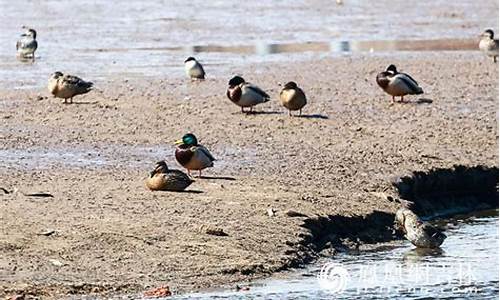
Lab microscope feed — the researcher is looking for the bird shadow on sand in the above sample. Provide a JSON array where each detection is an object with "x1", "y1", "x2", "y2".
[
  {"x1": 297, "y1": 114, "x2": 329, "y2": 119},
  {"x1": 232, "y1": 110, "x2": 282, "y2": 116},
  {"x1": 156, "y1": 189, "x2": 204, "y2": 194},
  {"x1": 68, "y1": 101, "x2": 99, "y2": 105},
  {"x1": 197, "y1": 175, "x2": 236, "y2": 181}
]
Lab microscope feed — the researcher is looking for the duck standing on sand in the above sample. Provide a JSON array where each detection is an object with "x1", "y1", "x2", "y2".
[
  {"x1": 184, "y1": 57, "x2": 205, "y2": 80},
  {"x1": 479, "y1": 29, "x2": 499, "y2": 63},
  {"x1": 394, "y1": 207, "x2": 446, "y2": 249},
  {"x1": 280, "y1": 81, "x2": 307, "y2": 116},
  {"x1": 145, "y1": 161, "x2": 194, "y2": 191},
  {"x1": 174, "y1": 133, "x2": 215, "y2": 177},
  {"x1": 226, "y1": 76, "x2": 270, "y2": 113},
  {"x1": 16, "y1": 27, "x2": 38, "y2": 61},
  {"x1": 376, "y1": 65, "x2": 423, "y2": 103},
  {"x1": 48, "y1": 72, "x2": 93, "y2": 104}
]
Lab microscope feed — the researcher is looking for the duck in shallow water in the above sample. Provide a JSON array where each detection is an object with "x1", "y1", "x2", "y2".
[
  {"x1": 226, "y1": 76, "x2": 270, "y2": 113},
  {"x1": 184, "y1": 57, "x2": 205, "y2": 80},
  {"x1": 479, "y1": 29, "x2": 499, "y2": 63},
  {"x1": 48, "y1": 72, "x2": 93, "y2": 104},
  {"x1": 145, "y1": 161, "x2": 194, "y2": 191},
  {"x1": 394, "y1": 207, "x2": 446, "y2": 249},
  {"x1": 376, "y1": 64, "x2": 423, "y2": 103},
  {"x1": 16, "y1": 27, "x2": 38, "y2": 62},
  {"x1": 280, "y1": 81, "x2": 307, "y2": 116},
  {"x1": 174, "y1": 133, "x2": 215, "y2": 177}
]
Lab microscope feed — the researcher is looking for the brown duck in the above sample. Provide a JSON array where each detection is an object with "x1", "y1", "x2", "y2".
[
  {"x1": 48, "y1": 71, "x2": 93, "y2": 104},
  {"x1": 394, "y1": 207, "x2": 446, "y2": 249},
  {"x1": 376, "y1": 65, "x2": 423, "y2": 103},
  {"x1": 280, "y1": 81, "x2": 307, "y2": 116},
  {"x1": 145, "y1": 161, "x2": 194, "y2": 191},
  {"x1": 174, "y1": 133, "x2": 215, "y2": 177}
]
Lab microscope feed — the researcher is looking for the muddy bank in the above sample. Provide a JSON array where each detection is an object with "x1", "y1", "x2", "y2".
[{"x1": 0, "y1": 52, "x2": 498, "y2": 299}]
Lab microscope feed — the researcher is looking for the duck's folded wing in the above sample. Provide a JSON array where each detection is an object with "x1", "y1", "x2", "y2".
[
  {"x1": 398, "y1": 73, "x2": 420, "y2": 87},
  {"x1": 246, "y1": 83, "x2": 270, "y2": 99},
  {"x1": 198, "y1": 145, "x2": 216, "y2": 161},
  {"x1": 422, "y1": 223, "x2": 445, "y2": 238},
  {"x1": 63, "y1": 75, "x2": 94, "y2": 90}
]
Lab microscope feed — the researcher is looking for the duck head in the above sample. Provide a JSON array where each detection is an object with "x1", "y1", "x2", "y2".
[
  {"x1": 22, "y1": 26, "x2": 37, "y2": 39},
  {"x1": 175, "y1": 133, "x2": 198, "y2": 147},
  {"x1": 50, "y1": 71, "x2": 64, "y2": 80},
  {"x1": 386, "y1": 64, "x2": 398, "y2": 74},
  {"x1": 481, "y1": 29, "x2": 495, "y2": 40},
  {"x1": 283, "y1": 81, "x2": 298, "y2": 90},
  {"x1": 150, "y1": 161, "x2": 169, "y2": 176},
  {"x1": 184, "y1": 56, "x2": 196, "y2": 63},
  {"x1": 228, "y1": 76, "x2": 245, "y2": 87}
]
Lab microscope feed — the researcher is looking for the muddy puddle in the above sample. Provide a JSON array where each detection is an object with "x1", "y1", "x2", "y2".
[{"x1": 175, "y1": 210, "x2": 499, "y2": 299}]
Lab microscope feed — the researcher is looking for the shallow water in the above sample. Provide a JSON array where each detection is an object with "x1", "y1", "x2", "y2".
[
  {"x1": 176, "y1": 211, "x2": 499, "y2": 299},
  {"x1": 0, "y1": 0, "x2": 498, "y2": 89}
]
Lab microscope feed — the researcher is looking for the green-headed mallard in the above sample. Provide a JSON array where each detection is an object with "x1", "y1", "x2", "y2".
[
  {"x1": 479, "y1": 29, "x2": 499, "y2": 63},
  {"x1": 175, "y1": 133, "x2": 215, "y2": 177},
  {"x1": 184, "y1": 57, "x2": 205, "y2": 80},
  {"x1": 48, "y1": 72, "x2": 93, "y2": 104},
  {"x1": 16, "y1": 27, "x2": 38, "y2": 62},
  {"x1": 226, "y1": 76, "x2": 270, "y2": 113},
  {"x1": 280, "y1": 81, "x2": 307, "y2": 116},
  {"x1": 145, "y1": 161, "x2": 194, "y2": 191},
  {"x1": 394, "y1": 207, "x2": 446, "y2": 249},
  {"x1": 376, "y1": 65, "x2": 423, "y2": 103}
]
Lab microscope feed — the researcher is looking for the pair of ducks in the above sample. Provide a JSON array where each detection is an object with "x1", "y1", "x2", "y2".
[
  {"x1": 146, "y1": 133, "x2": 215, "y2": 191},
  {"x1": 184, "y1": 57, "x2": 307, "y2": 116}
]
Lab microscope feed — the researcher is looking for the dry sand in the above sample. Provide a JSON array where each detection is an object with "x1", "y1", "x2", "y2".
[{"x1": 0, "y1": 51, "x2": 498, "y2": 298}]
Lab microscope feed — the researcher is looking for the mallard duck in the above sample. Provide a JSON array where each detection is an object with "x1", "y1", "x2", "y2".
[
  {"x1": 226, "y1": 76, "x2": 270, "y2": 113},
  {"x1": 16, "y1": 27, "x2": 38, "y2": 62},
  {"x1": 48, "y1": 72, "x2": 93, "y2": 104},
  {"x1": 145, "y1": 161, "x2": 194, "y2": 191},
  {"x1": 394, "y1": 208, "x2": 446, "y2": 249},
  {"x1": 376, "y1": 65, "x2": 423, "y2": 103},
  {"x1": 174, "y1": 133, "x2": 215, "y2": 177},
  {"x1": 280, "y1": 81, "x2": 307, "y2": 116},
  {"x1": 479, "y1": 29, "x2": 499, "y2": 63},
  {"x1": 184, "y1": 57, "x2": 205, "y2": 80}
]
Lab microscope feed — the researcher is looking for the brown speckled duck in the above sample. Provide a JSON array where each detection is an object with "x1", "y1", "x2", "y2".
[
  {"x1": 280, "y1": 81, "x2": 307, "y2": 116},
  {"x1": 145, "y1": 161, "x2": 194, "y2": 191},
  {"x1": 174, "y1": 133, "x2": 215, "y2": 177},
  {"x1": 226, "y1": 76, "x2": 270, "y2": 113},
  {"x1": 48, "y1": 72, "x2": 93, "y2": 104},
  {"x1": 394, "y1": 207, "x2": 446, "y2": 249},
  {"x1": 376, "y1": 65, "x2": 423, "y2": 103}
]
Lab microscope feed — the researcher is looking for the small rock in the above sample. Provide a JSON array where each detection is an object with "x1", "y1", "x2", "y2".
[
  {"x1": 200, "y1": 225, "x2": 228, "y2": 236},
  {"x1": 285, "y1": 210, "x2": 308, "y2": 218},
  {"x1": 37, "y1": 229, "x2": 56, "y2": 236},
  {"x1": 266, "y1": 208, "x2": 276, "y2": 217},
  {"x1": 143, "y1": 286, "x2": 172, "y2": 298},
  {"x1": 49, "y1": 259, "x2": 64, "y2": 267}
]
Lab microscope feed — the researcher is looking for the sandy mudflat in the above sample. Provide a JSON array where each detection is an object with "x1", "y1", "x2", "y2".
[{"x1": 0, "y1": 51, "x2": 498, "y2": 298}]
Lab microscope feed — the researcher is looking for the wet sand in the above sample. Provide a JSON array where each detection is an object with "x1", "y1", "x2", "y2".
[{"x1": 0, "y1": 51, "x2": 498, "y2": 298}]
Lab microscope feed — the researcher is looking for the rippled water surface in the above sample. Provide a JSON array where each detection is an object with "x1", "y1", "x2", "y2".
[
  {"x1": 0, "y1": 0, "x2": 498, "y2": 89},
  {"x1": 175, "y1": 211, "x2": 498, "y2": 299}
]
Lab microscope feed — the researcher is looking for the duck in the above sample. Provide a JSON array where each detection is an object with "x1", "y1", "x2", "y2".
[
  {"x1": 394, "y1": 207, "x2": 446, "y2": 249},
  {"x1": 48, "y1": 72, "x2": 93, "y2": 104},
  {"x1": 174, "y1": 133, "x2": 215, "y2": 177},
  {"x1": 280, "y1": 81, "x2": 307, "y2": 116},
  {"x1": 145, "y1": 161, "x2": 194, "y2": 191},
  {"x1": 16, "y1": 27, "x2": 38, "y2": 62},
  {"x1": 376, "y1": 65, "x2": 423, "y2": 103},
  {"x1": 479, "y1": 29, "x2": 499, "y2": 63},
  {"x1": 184, "y1": 57, "x2": 205, "y2": 80},
  {"x1": 226, "y1": 76, "x2": 270, "y2": 113}
]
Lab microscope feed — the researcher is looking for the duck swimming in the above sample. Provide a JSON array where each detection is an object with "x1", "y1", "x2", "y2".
[
  {"x1": 174, "y1": 133, "x2": 215, "y2": 177},
  {"x1": 479, "y1": 29, "x2": 499, "y2": 63},
  {"x1": 145, "y1": 161, "x2": 194, "y2": 191},
  {"x1": 280, "y1": 81, "x2": 307, "y2": 116},
  {"x1": 48, "y1": 72, "x2": 93, "y2": 104},
  {"x1": 226, "y1": 76, "x2": 270, "y2": 113},
  {"x1": 394, "y1": 207, "x2": 446, "y2": 249},
  {"x1": 376, "y1": 65, "x2": 423, "y2": 103},
  {"x1": 16, "y1": 27, "x2": 37, "y2": 62},
  {"x1": 184, "y1": 57, "x2": 205, "y2": 80}
]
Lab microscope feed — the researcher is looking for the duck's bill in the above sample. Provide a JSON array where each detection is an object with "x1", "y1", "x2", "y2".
[{"x1": 174, "y1": 139, "x2": 183, "y2": 145}]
